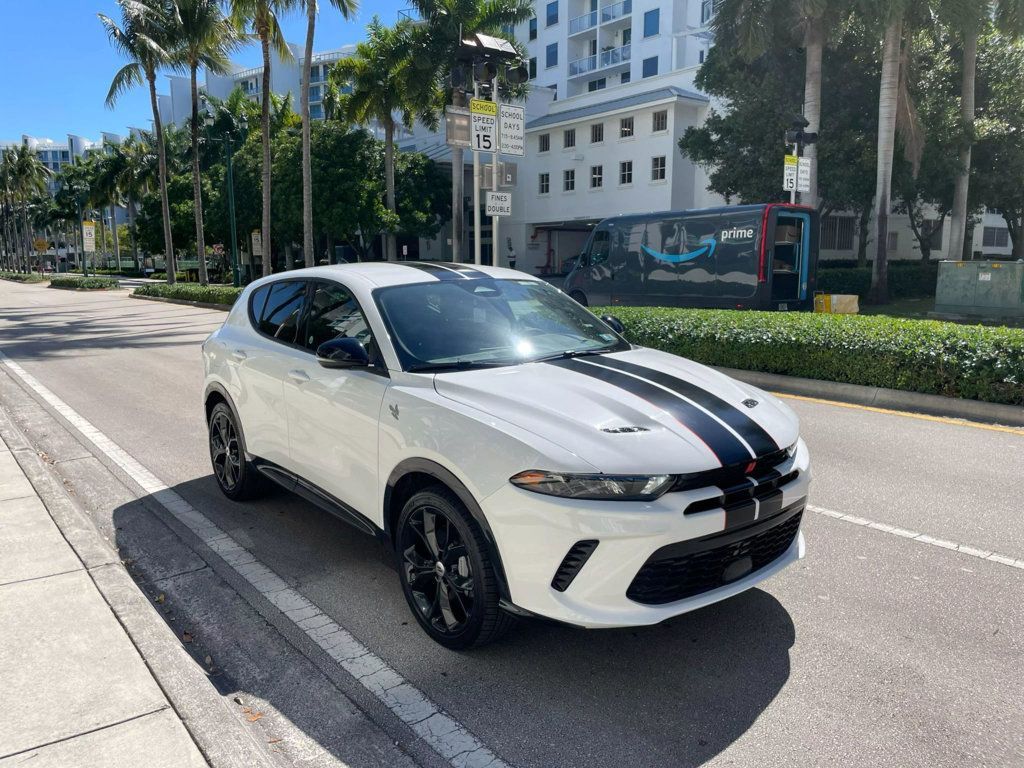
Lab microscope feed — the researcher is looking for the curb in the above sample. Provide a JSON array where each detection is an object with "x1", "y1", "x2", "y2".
[
  {"x1": 717, "y1": 366, "x2": 1024, "y2": 428},
  {"x1": 130, "y1": 293, "x2": 234, "y2": 311},
  {"x1": 0, "y1": 402, "x2": 277, "y2": 768}
]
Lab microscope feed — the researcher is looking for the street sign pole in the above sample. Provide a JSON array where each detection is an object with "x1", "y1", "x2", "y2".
[
  {"x1": 491, "y1": 78, "x2": 500, "y2": 268},
  {"x1": 472, "y1": 83, "x2": 482, "y2": 265}
]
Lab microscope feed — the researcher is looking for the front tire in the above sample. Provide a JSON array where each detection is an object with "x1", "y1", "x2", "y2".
[
  {"x1": 569, "y1": 290, "x2": 588, "y2": 307},
  {"x1": 397, "y1": 486, "x2": 513, "y2": 649},
  {"x1": 208, "y1": 402, "x2": 264, "y2": 501}
]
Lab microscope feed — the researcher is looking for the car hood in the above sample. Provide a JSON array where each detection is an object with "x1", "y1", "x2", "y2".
[{"x1": 432, "y1": 347, "x2": 799, "y2": 475}]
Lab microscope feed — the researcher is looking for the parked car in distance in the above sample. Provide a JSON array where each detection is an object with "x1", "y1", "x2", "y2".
[{"x1": 202, "y1": 262, "x2": 810, "y2": 648}]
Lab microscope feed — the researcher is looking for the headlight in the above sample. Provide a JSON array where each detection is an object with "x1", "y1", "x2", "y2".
[{"x1": 510, "y1": 470, "x2": 674, "y2": 501}]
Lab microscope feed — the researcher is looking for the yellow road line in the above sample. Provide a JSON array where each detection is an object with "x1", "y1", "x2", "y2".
[{"x1": 774, "y1": 392, "x2": 1024, "y2": 436}]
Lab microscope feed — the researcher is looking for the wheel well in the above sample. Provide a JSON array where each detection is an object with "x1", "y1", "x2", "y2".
[
  {"x1": 384, "y1": 471, "x2": 441, "y2": 546},
  {"x1": 204, "y1": 390, "x2": 228, "y2": 422},
  {"x1": 570, "y1": 290, "x2": 588, "y2": 306}
]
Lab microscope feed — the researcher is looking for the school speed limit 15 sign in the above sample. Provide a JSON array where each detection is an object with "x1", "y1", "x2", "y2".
[{"x1": 470, "y1": 98, "x2": 497, "y2": 152}]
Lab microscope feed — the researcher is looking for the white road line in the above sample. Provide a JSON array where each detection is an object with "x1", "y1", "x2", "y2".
[
  {"x1": 0, "y1": 350, "x2": 510, "y2": 768},
  {"x1": 807, "y1": 504, "x2": 1024, "y2": 571}
]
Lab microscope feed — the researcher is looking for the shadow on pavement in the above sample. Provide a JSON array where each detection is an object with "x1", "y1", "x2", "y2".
[{"x1": 114, "y1": 473, "x2": 796, "y2": 768}]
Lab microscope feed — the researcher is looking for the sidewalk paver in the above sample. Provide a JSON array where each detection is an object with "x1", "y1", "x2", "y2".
[{"x1": 0, "y1": 440, "x2": 207, "y2": 766}]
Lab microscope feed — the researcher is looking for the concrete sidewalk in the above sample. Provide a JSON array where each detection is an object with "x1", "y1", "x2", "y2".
[{"x1": 0, "y1": 432, "x2": 207, "y2": 766}]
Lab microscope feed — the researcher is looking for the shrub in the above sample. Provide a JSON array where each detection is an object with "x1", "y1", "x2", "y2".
[
  {"x1": 600, "y1": 306, "x2": 1024, "y2": 406},
  {"x1": 817, "y1": 263, "x2": 938, "y2": 299},
  {"x1": 0, "y1": 271, "x2": 46, "y2": 283},
  {"x1": 49, "y1": 275, "x2": 119, "y2": 290},
  {"x1": 134, "y1": 283, "x2": 242, "y2": 306}
]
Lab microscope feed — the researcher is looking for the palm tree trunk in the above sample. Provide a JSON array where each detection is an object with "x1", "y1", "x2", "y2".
[
  {"x1": 870, "y1": 15, "x2": 903, "y2": 305},
  {"x1": 260, "y1": 33, "x2": 273, "y2": 277},
  {"x1": 190, "y1": 65, "x2": 209, "y2": 286},
  {"x1": 20, "y1": 196, "x2": 31, "y2": 273},
  {"x1": 110, "y1": 205, "x2": 121, "y2": 271},
  {"x1": 148, "y1": 72, "x2": 177, "y2": 285},
  {"x1": 128, "y1": 191, "x2": 140, "y2": 270},
  {"x1": 301, "y1": 3, "x2": 316, "y2": 268},
  {"x1": 385, "y1": 120, "x2": 397, "y2": 262},
  {"x1": 947, "y1": 26, "x2": 977, "y2": 262},
  {"x1": 802, "y1": 16, "x2": 824, "y2": 209}
]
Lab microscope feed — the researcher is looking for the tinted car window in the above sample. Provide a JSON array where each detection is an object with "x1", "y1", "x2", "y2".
[
  {"x1": 249, "y1": 285, "x2": 271, "y2": 326},
  {"x1": 303, "y1": 282, "x2": 373, "y2": 352},
  {"x1": 259, "y1": 281, "x2": 306, "y2": 344}
]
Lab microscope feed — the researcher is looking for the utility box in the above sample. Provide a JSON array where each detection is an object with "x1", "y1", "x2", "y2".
[{"x1": 934, "y1": 260, "x2": 1024, "y2": 318}]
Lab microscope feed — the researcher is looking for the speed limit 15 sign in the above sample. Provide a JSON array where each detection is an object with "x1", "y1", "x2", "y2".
[{"x1": 470, "y1": 98, "x2": 497, "y2": 152}]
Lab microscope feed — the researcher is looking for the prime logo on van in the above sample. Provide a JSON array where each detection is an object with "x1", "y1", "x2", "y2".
[{"x1": 720, "y1": 227, "x2": 755, "y2": 241}]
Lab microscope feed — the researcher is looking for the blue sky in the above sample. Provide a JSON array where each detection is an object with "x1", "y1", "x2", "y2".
[{"x1": 0, "y1": 0, "x2": 405, "y2": 142}]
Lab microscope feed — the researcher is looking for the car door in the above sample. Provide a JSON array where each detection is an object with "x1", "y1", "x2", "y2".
[
  {"x1": 283, "y1": 279, "x2": 389, "y2": 521},
  {"x1": 234, "y1": 279, "x2": 310, "y2": 466}
]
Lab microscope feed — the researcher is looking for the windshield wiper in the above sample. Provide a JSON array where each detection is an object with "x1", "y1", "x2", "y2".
[
  {"x1": 406, "y1": 360, "x2": 508, "y2": 373},
  {"x1": 531, "y1": 347, "x2": 617, "y2": 364}
]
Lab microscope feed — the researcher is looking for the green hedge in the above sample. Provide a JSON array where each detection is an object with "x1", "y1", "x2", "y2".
[
  {"x1": 49, "y1": 275, "x2": 119, "y2": 290},
  {"x1": 817, "y1": 264, "x2": 938, "y2": 299},
  {"x1": 0, "y1": 271, "x2": 46, "y2": 283},
  {"x1": 134, "y1": 283, "x2": 242, "y2": 306},
  {"x1": 70, "y1": 267, "x2": 143, "y2": 277},
  {"x1": 601, "y1": 306, "x2": 1024, "y2": 406}
]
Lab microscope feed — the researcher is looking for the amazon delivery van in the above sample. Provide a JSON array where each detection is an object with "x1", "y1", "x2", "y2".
[{"x1": 563, "y1": 203, "x2": 819, "y2": 311}]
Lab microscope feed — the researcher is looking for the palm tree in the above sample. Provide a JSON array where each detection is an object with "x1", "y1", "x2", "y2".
[
  {"x1": 100, "y1": 0, "x2": 180, "y2": 284},
  {"x1": 111, "y1": 136, "x2": 154, "y2": 269},
  {"x1": 0, "y1": 152, "x2": 18, "y2": 271},
  {"x1": 713, "y1": 0, "x2": 853, "y2": 210},
  {"x1": 944, "y1": 0, "x2": 1024, "y2": 260},
  {"x1": 300, "y1": 0, "x2": 357, "y2": 268},
  {"x1": 10, "y1": 145, "x2": 52, "y2": 273},
  {"x1": 329, "y1": 17, "x2": 420, "y2": 262},
  {"x1": 229, "y1": 0, "x2": 295, "y2": 276},
  {"x1": 177, "y1": 0, "x2": 239, "y2": 285},
  {"x1": 406, "y1": 0, "x2": 533, "y2": 261}
]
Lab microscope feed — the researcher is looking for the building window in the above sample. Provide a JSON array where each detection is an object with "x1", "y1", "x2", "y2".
[
  {"x1": 619, "y1": 160, "x2": 633, "y2": 185},
  {"x1": 587, "y1": 78, "x2": 606, "y2": 92},
  {"x1": 620, "y1": 117, "x2": 634, "y2": 138},
  {"x1": 546, "y1": 0, "x2": 558, "y2": 26},
  {"x1": 642, "y1": 56, "x2": 659, "y2": 78},
  {"x1": 564, "y1": 128, "x2": 576, "y2": 148},
  {"x1": 529, "y1": 17, "x2": 537, "y2": 39},
  {"x1": 821, "y1": 215, "x2": 855, "y2": 250},
  {"x1": 591, "y1": 123, "x2": 604, "y2": 143},
  {"x1": 549, "y1": 84, "x2": 558, "y2": 100},
  {"x1": 564, "y1": 169, "x2": 575, "y2": 191},
  {"x1": 546, "y1": 42, "x2": 558, "y2": 68},
  {"x1": 310, "y1": 104, "x2": 324, "y2": 120},
  {"x1": 887, "y1": 231, "x2": 899, "y2": 251},
  {"x1": 651, "y1": 155, "x2": 667, "y2": 181},
  {"x1": 529, "y1": 57, "x2": 537, "y2": 79},
  {"x1": 699, "y1": 49, "x2": 706, "y2": 64},
  {"x1": 983, "y1": 226, "x2": 1010, "y2": 248},
  {"x1": 652, "y1": 109, "x2": 668, "y2": 132},
  {"x1": 621, "y1": 70, "x2": 631, "y2": 84},
  {"x1": 539, "y1": 173, "x2": 550, "y2": 194},
  {"x1": 539, "y1": 133, "x2": 550, "y2": 153},
  {"x1": 591, "y1": 165, "x2": 603, "y2": 188},
  {"x1": 643, "y1": 8, "x2": 659, "y2": 37},
  {"x1": 308, "y1": 85, "x2": 322, "y2": 101}
]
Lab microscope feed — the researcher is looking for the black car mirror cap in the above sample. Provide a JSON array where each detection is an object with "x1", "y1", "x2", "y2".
[
  {"x1": 316, "y1": 337, "x2": 370, "y2": 369},
  {"x1": 600, "y1": 314, "x2": 626, "y2": 336}
]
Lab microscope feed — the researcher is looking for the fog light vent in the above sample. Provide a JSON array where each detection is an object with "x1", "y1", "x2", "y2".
[{"x1": 551, "y1": 540, "x2": 599, "y2": 592}]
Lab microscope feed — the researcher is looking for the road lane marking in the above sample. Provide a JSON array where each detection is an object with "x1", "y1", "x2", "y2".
[
  {"x1": 807, "y1": 504, "x2": 1024, "y2": 570},
  {"x1": 0, "y1": 350, "x2": 511, "y2": 768},
  {"x1": 775, "y1": 393, "x2": 1024, "y2": 436}
]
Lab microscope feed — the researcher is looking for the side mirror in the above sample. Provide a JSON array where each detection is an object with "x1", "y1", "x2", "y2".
[
  {"x1": 600, "y1": 314, "x2": 625, "y2": 335},
  {"x1": 316, "y1": 337, "x2": 369, "y2": 369},
  {"x1": 578, "y1": 252, "x2": 589, "y2": 268}
]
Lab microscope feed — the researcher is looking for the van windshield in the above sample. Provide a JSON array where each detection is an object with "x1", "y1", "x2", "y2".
[{"x1": 374, "y1": 278, "x2": 629, "y2": 371}]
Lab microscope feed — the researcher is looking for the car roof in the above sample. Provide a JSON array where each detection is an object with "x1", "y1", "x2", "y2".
[{"x1": 253, "y1": 262, "x2": 541, "y2": 289}]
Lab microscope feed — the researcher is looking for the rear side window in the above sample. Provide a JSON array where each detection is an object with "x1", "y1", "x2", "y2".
[{"x1": 258, "y1": 281, "x2": 307, "y2": 345}]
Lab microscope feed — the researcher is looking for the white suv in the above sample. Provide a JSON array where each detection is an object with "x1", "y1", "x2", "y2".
[{"x1": 202, "y1": 263, "x2": 809, "y2": 648}]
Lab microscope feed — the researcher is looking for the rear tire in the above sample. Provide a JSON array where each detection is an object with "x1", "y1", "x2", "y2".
[
  {"x1": 208, "y1": 402, "x2": 265, "y2": 501},
  {"x1": 396, "y1": 485, "x2": 514, "y2": 649},
  {"x1": 569, "y1": 290, "x2": 588, "y2": 307}
]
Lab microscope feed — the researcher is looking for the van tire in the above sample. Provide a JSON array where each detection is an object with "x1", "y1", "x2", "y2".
[{"x1": 569, "y1": 290, "x2": 588, "y2": 307}]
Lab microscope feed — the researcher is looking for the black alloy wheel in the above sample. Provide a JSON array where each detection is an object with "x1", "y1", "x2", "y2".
[
  {"x1": 208, "y1": 402, "x2": 263, "y2": 500},
  {"x1": 397, "y1": 486, "x2": 513, "y2": 649}
]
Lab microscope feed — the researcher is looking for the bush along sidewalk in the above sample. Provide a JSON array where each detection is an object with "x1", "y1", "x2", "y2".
[
  {"x1": 602, "y1": 307, "x2": 1024, "y2": 406},
  {"x1": 49, "y1": 275, "x2": 120, "y2": 290},
  {"x1": 817, "y1": 262, "x2": 938, "y2": 299},
  {"x1": 134, "y1": 283, "x2": 243, "y2": 306},
  {"x1": 0, "y1": 271, "x2": 47, "y2": 283}
]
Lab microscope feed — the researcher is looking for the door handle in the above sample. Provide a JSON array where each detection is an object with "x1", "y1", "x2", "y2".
[
  {"x1": 287, "y1": 369, "x2": 310, "y2": 383},
  {"x1": 231, "y1": 349, "x2": 247, "y2": 362}
]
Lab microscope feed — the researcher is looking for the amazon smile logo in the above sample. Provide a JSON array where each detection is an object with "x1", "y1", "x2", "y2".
[{"x1": 641, "y1": 239, "x2": 716, "y2": 264}]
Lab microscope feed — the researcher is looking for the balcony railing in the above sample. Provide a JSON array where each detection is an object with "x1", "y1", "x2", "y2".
[
  {"x1": 600, "y1": 0, "x2": 632, "y2": 23},
  {"x1": 569, "y1": 10, "x2": 597, "y2": 34},
  {"x1": 569, "y1": 43, "x2": 631, "y2": 76},
  {"x1": 568, "y1": 53, "x2": 598, "y2": 76},
  {"x1": 599, "y1": 43, "x2": 631, "y2": 68},
  {"x1": 701, "y1": 0, "x2": 723, "y2": 24}
]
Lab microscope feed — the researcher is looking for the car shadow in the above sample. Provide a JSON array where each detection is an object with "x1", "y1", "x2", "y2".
[{"x1": 115, "y1": 475, "x2": 796, "y2": 768}]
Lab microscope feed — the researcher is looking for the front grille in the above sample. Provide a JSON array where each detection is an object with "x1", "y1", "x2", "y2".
[
  {"x1": 551, "y1": 540, "x2": 599, "y2": 592},
  {"x1": 670, "y1": 448, "x2": 789, "y2": 494},
  {"x1": 626, "y1": 502, "x2": 804, "y2": 605}
]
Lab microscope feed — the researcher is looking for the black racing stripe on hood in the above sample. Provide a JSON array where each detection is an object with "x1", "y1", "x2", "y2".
[
  {"x1": 400, "y1": 262, "x2": 461, "y2": 280},
  {"x1": 547, "y1": 358, "x2": 753, "y2": 467},
  {"x1": 584, "y1": 356, "x2": 781, "y2": 456},
  {"x1": 433, "y1": 262, "x2": 489, "y2": 278}
]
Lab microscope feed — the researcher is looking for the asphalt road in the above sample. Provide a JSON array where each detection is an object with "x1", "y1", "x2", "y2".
[{"x1": 1, "y1": 281, "x2": 1022, "y2": 768}]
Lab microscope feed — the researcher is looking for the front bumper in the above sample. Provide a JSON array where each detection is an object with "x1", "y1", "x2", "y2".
[{"x1": 480, "y1": 439, "x2": 810, "y2": 628}]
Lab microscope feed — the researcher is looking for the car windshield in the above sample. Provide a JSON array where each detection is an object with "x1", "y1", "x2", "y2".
[{"x1": 374, "y1": 278, "x2": 629, "y2": 371}]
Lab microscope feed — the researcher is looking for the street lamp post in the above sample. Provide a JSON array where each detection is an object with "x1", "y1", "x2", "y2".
[{"x1": 204, "y1": 109, "x2": 247, "y2": 287}]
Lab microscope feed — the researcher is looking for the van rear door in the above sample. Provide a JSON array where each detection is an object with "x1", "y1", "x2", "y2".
[{"x1": 768, "y1": 206, "x2": 816, "y2": 310}]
